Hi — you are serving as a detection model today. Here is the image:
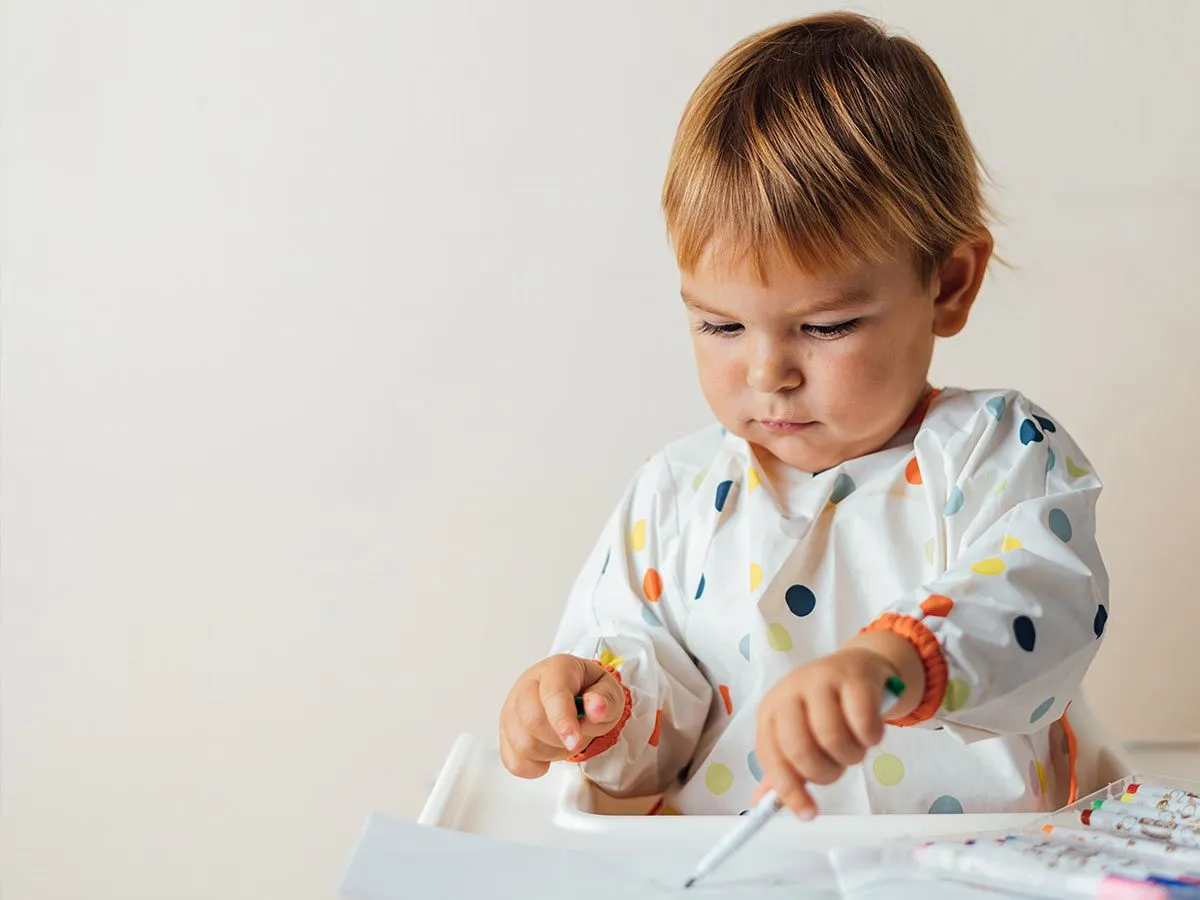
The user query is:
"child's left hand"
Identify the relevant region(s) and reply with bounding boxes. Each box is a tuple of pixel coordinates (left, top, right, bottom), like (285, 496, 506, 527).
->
(753, 632, 922, 819)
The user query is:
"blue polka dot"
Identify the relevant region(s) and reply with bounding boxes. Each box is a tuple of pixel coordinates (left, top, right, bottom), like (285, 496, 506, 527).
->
(1048, 508, 1072, 542)
(747, 750, 763, 781)
(1094, 604, 1108, 638)
(929, 795, 963, 815)
(738, 633, 750, 660)
(943, 487, 964, 516)
(1020, 419, 1044, 445)
(785, 584, 817, 617)
(715, 480, 733, 512)
(1047, 447, 1056, 473)
(985, 396, 1006, 421)
(830, 472, 856, 504)
(642, 606, 661, 627)
(1013, 615, 1036, 652)
(1030, 696, 1056, 724)
(1035, 415, 1057, 434)
(694, 574, 706, 600)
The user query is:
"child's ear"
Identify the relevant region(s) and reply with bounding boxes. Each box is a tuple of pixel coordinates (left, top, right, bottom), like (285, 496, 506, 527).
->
(931, 231, 994, 337)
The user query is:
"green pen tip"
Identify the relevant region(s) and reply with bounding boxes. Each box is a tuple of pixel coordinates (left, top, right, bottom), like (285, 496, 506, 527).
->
(574, 695, 586, 718)
(885, 675, 906, 697)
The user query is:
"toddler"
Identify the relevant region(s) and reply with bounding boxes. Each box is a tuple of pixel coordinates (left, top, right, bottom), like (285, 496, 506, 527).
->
(499, 12, 1107, 817)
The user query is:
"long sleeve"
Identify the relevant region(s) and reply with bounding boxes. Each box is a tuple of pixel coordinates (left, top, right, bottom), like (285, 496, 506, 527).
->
(550, 456, 713, 798)
(872, 391, 1108, 741)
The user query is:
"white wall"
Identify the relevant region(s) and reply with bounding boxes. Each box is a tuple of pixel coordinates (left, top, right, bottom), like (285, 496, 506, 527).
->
(3, 2, 1197, 898)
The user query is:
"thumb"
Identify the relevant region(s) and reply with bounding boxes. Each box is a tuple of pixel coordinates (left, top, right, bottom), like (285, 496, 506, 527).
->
(577, 660, 626, 737)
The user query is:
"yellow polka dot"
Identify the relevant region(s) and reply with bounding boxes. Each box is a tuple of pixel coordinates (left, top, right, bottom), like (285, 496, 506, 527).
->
(872, 754, 905, 787)
(599, 649, 624, 669)
(943, 677, 970, 712)
(924, 538, 935, 564)
(993, 478, 1008, 496)
(747, 467, 761, 492)
(705, 763, 734, 796)
(749, 562, 763, 592)
(972, 557, 1006, 576)
(659, 805, 681, 816)
(1002, 535, 1023, 552)
(766, 623, 793, 652)
(630, 519, 647, 553)
(691, 469, 708, 491)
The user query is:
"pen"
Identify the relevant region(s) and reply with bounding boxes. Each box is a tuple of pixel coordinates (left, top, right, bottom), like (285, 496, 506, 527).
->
(683, 675, 906, 889)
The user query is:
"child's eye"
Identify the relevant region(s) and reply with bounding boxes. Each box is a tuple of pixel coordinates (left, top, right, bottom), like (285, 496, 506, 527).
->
(696, 321, 744, 337)
(802, 319, 859, 339)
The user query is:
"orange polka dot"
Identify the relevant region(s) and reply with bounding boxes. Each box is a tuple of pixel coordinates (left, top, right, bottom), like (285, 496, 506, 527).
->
(905, 457, 923, 485)
(648, 708, 663, 747)
(643, 568, 663, 602)
(719, 685, 733, 715)
(920, 594, 954, 618)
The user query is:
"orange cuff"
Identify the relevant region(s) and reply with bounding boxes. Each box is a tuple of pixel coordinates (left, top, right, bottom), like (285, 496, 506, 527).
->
(567, 665, 633, 763)
(860, 613, 948, 726)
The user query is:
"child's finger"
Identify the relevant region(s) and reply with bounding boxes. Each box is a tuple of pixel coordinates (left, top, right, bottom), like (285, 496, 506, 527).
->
(756, 720, 817, 820)
(809, 685, 867, 767)
(756, 713, 817, 820)
(578, 670, 625, 736)
(842, 678, 886, 749)
(537, 680, 586, 752)
(776, 699, 843, 786)
(499, 728, 551, 779)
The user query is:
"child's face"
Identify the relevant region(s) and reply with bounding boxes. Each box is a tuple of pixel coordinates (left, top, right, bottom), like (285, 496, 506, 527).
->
(681, 244, 981, 473)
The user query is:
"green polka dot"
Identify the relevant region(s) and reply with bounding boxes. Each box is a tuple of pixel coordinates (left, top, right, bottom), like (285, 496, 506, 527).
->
(873, 754, 905, 787)
(691, 468, 708, 491)
(705, 763, 734, 796)
(766, 623, 793, 652)
(942, 677, 970, 713)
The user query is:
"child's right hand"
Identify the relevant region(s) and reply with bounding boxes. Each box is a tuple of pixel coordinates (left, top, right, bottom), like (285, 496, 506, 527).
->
(499, 654, 627, 779)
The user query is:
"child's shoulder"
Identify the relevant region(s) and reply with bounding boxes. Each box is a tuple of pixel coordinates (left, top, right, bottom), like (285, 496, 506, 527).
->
(924, 387, 1070, 436)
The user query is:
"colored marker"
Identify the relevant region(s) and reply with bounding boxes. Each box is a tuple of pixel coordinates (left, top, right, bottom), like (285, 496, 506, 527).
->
(1093, 798, 1200, 830)
(1126, 785, 1200, 818)
(1081, 808, 1200, 849)
(916, 837, 1200, 898)
(682, 676, 906, 890)
(1043, 823, 1200, 872)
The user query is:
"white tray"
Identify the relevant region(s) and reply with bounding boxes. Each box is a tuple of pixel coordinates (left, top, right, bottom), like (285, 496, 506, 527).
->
(416, 733, 1098, 852)
(552, 762, 1040, 852)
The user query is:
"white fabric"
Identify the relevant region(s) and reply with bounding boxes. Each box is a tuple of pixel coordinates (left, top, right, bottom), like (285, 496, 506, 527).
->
(551, 388, 1108, 815)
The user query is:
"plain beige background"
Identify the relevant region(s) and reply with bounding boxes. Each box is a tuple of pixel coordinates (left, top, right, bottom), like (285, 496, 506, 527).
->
(3, 1, 1198, 898)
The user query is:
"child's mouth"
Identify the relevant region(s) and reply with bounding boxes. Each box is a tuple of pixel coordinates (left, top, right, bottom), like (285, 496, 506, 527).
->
(758, 419, 816, 433)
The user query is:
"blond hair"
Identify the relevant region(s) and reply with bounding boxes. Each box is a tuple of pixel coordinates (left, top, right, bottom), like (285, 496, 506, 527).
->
(662, 12, 991, 282)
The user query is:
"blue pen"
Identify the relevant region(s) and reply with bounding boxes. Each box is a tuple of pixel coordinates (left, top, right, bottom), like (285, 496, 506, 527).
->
(683, 676, 907, 889)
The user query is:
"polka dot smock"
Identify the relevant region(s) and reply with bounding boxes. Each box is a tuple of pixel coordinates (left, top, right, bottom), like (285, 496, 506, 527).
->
(552, 389, 1107, 815)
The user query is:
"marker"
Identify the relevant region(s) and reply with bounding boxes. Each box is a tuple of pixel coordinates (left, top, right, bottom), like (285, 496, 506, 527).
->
(916, 837, 1200, 898)
(1042, 823, 1200, 871)
(1092, 798, 1200, 830)
(575, 695, 585, 718)
(1081, 808, 1200, 849)
(1126, 785, 1200, 818)
(682, 676, 906, 890)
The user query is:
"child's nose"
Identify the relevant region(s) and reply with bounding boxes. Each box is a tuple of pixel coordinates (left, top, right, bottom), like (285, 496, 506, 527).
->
(746, 341, 803, 394)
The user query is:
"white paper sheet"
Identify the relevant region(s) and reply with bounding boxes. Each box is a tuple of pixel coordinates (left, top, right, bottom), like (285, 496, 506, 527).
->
(339, 814, 842, 899)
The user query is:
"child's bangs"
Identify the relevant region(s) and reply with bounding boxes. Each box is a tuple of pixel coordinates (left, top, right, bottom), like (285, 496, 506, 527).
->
(664, 139, 924, 284)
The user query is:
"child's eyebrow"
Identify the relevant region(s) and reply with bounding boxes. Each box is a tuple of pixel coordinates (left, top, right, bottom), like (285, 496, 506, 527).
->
(680, 288, 874, 318)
